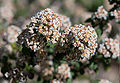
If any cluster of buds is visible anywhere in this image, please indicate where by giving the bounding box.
[70,24,98,59]
[110,8,120,22]
[4,68,27,83]
[34,56,54,79]
[99,79,112,83]
[52,79,63,83]
[42,60,54,77]
[98,38,119,58]
[4,25,21,44]
[56,64,71,79]
[34,58,71,81]
[93,6,108,20]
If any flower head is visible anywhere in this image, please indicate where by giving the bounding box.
[93,6,108,20]
[30,8,62,44]
[99,79,112,83]
[110,9,120,22]
[4,25,21,44]
[18,8,72,51]
[98,38,119,58]
[69,24,98,60]
[52,79,63,83]
[57,64,71,79]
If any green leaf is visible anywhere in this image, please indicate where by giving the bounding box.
[96,28,102,37]
[11,42,17,53]
[74,62,80,69]
[50,44,56,48]
[16,80,19,83]
[97,54,103,58]
[46,41,51,46]
[26,25,30,28]
[89,62,97,70]
[71,72,74,76]
[38,78,44,83]
[90,79,99,83]
[117,56,120,63]
[67,78,72,83]
[48,48,54,53]
[104,59,111,64]
[25,63,33,72]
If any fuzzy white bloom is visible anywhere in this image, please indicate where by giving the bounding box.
[0,0,15,23]
[43,60,54,76]
[18,8,72,51]
[0,6,14,23]
[98,38,119,58]
[57,64,71,79]
[99,79,112,83]
[59,14,71,30]
[31,8,62,44]
[31,8,71,45]
[70,24,98,59]
[52,79,63,83]
[94,6,108,20]
[110,9,120,22]
[4,25,21,43]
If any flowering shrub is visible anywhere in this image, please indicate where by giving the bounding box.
[0,0,120,83]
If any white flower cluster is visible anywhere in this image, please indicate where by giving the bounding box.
[52,79,63,83]
[70,24,98,59]
[42,60,54,76]
[0,0,15,23]
[5,68,26,83]
[59,15,71,45]
[59,14,71,30]
[0,6,14,23]
[18,8,98,58]
[31,8,71,44]
[94,6,108,20]
[99,79,112,83]
[31,8,61,44]
[4,25,21,43]
[111,9,120,22]
[18,8,71,51]
[98,38,119,58]
[57,64,71,79]
[34,56,54,78]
